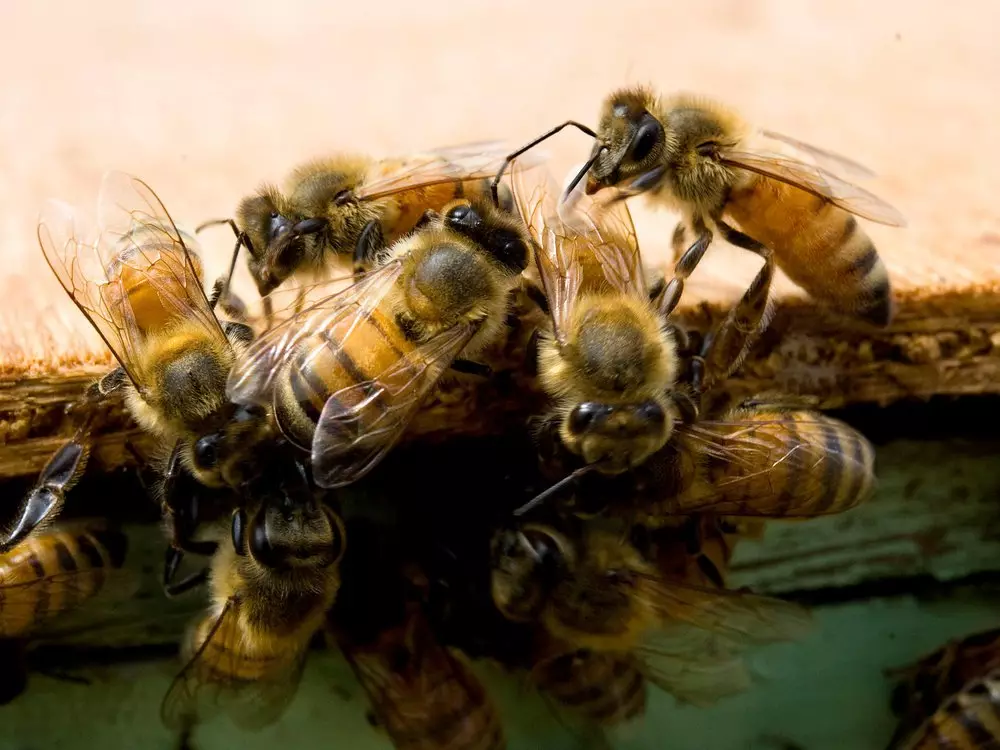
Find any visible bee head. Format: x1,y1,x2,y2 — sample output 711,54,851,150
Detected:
562,398,672,475
443,199,530,274
585,87,665,196
490,524,573,623
231,464,345,572
236,188,326,296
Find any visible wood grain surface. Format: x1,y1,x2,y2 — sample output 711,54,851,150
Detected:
1,0,997,374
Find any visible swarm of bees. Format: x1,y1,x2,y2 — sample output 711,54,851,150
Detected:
0,87,905,748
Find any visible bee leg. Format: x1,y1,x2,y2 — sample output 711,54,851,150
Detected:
1,439,90,552
354,220,385,279
491,120,598,204
693,252,775,394
714,219,771,260
222,321,254,348
523,280,550,316
655,218,713,319
209,277,249,322
163,556,211,597
647,274,665,302
262,295,274,328
451,359,493,379
671,222,688,264
524,329,541,377
89,366,127,399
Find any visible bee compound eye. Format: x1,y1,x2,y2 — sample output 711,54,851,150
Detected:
635,400,666,427
568,403,610,435
231,509,247,555
445,204,480,230
193,434,220,470
629,113,663,162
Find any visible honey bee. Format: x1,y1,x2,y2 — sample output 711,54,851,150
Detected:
202,142,528,318
893,668,1000,750
226,187,533,489
160,461,345,733
0,521,128,703
509,161,774,480
553,87,907,325
888,628,1000,749
591,395,878,525
337,603,506,750
491,519,811,706
5,172,275,586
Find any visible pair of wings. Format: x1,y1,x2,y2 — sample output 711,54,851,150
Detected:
353,139,535,202
227,261,476,488
160,598,311,732
610,127,907,228
512,160,646,350
37,172,226,389
229,140,545,489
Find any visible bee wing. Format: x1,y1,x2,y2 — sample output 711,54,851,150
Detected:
636,625,753,706
646,576,813,649
758,129,877,179
512,163,645,348
353,140,542,201
227,261,404,405
311,321,476,488
719,148,906,227
160,599,308,732
38,172,223,388
671,413,874,516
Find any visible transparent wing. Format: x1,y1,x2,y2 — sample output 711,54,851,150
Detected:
758,129,877,179
38,171,223,387
354,140,544,201
311,321,475,488
160,600,308,732
719,148,906,226
646,576,813,649
226,261,404,405
637,625,753,706
512,162,646,348
670,412,874,516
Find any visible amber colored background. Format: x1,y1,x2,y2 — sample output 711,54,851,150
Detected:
1,0,997,371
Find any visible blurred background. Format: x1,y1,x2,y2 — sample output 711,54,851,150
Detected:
1,1,999,748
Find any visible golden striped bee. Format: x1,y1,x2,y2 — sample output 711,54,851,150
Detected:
893,668,1000,750
6,173,271,578
160,464,345,734
226,185,533,489
503,88,906,325
491,519,811,707
888,628,1000,749
202,142,526,319
337,603,505,750
0,521,128,703
508,160,774,483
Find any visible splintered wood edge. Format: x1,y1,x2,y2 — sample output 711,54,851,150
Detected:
1,285,999,481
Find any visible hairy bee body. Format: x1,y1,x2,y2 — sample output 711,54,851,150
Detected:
585,88,904,325
533,648,646,727
343,612,506,750
889,628,1000,748
898,669,1000,750
236,150,507,297
0,525,127,638
264,196,529,473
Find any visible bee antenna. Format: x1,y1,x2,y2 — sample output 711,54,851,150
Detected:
490,120,599,205
513,465,595,517
560,148,605,204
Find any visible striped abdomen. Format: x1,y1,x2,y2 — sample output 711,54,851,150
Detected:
534,650,646,727
273,300,421,450
377,169,494,246
349,630,505,750
726,176,892,325
188,610,305,684
899,670,1000,750
675,408,875,517
0,525,127,638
